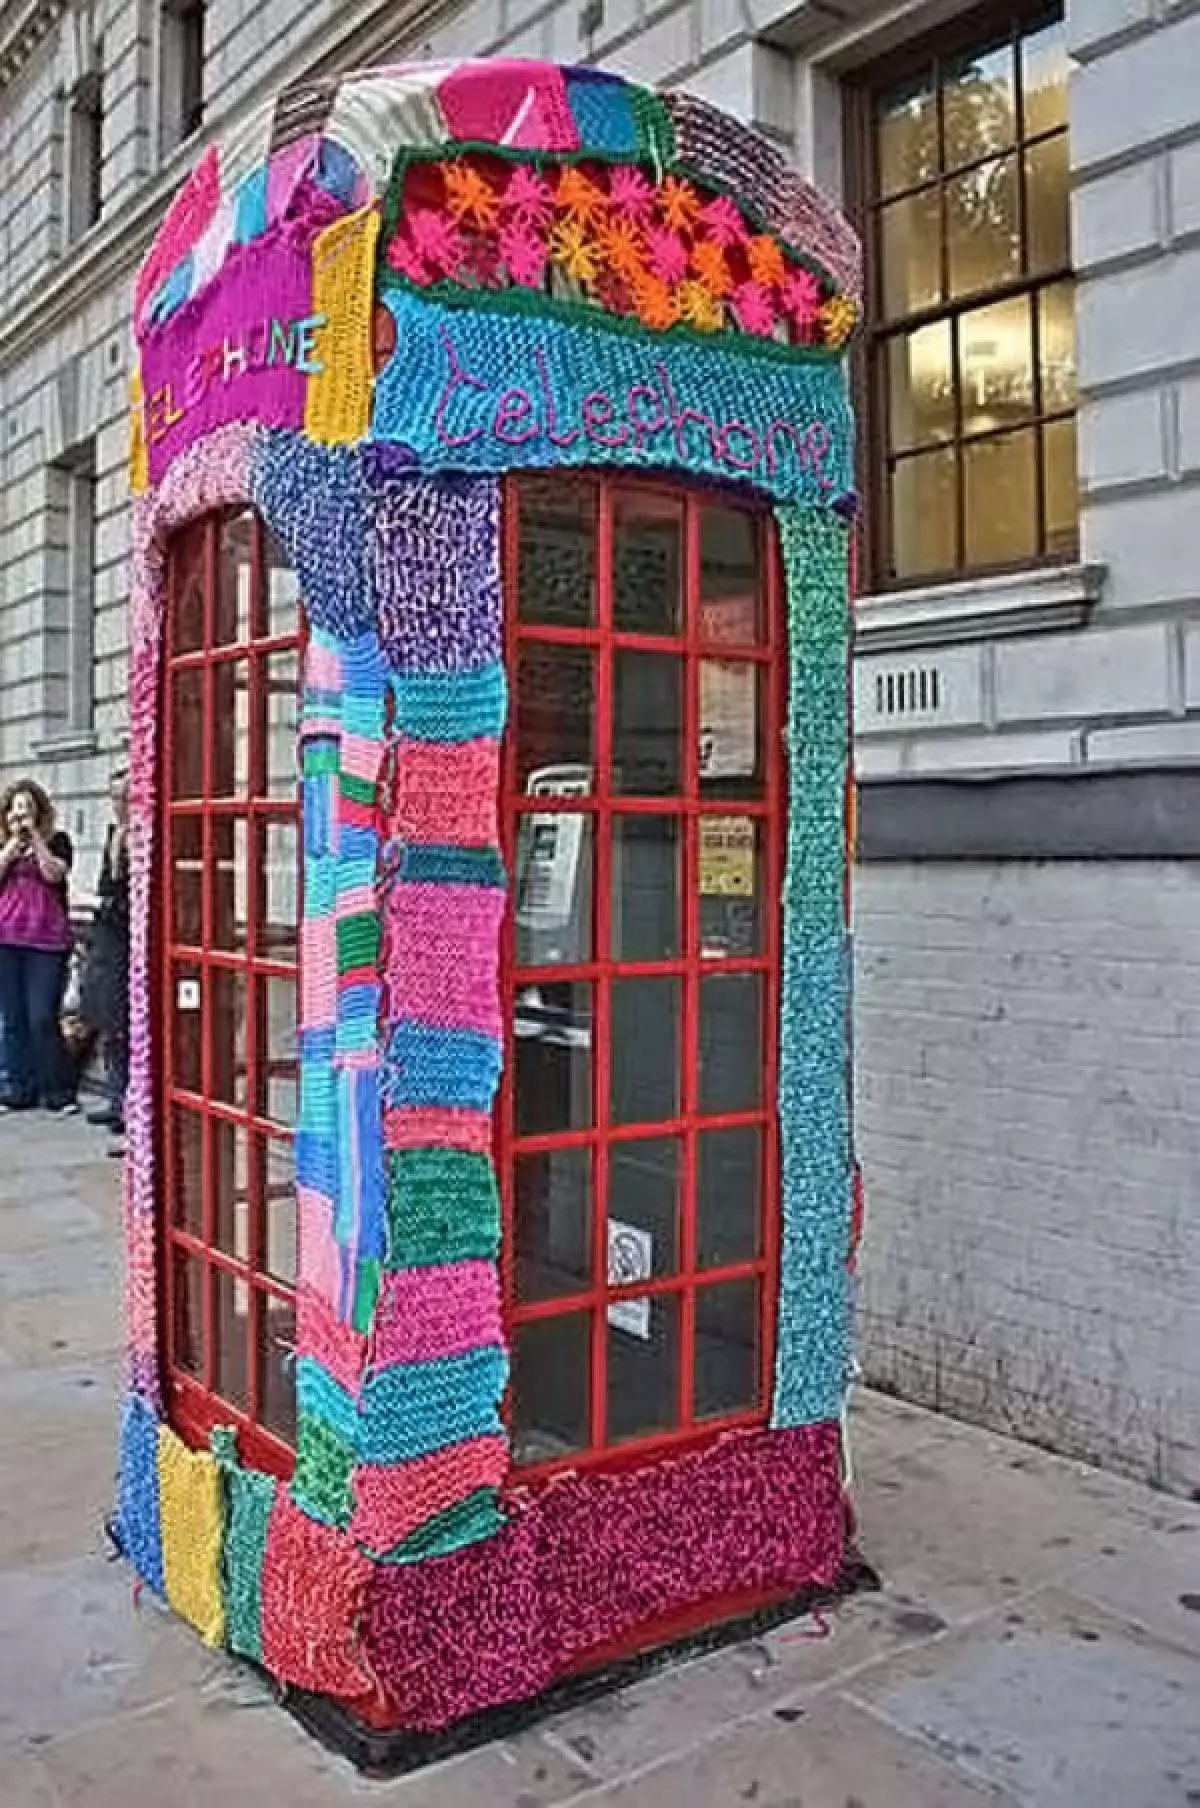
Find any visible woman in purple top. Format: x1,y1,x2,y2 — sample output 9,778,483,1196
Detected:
0,779,78,1115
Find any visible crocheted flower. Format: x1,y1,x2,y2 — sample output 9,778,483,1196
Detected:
746,234,787,290
609,166,656,223
504,165,554,227
549,217,600,284
659,174,702,232
732,280,778,337
406,207,465,277
678,279,724,333
631,271,680,331
690,237,734,299
700,194,748,247
500,220,549,289
555,166,608,227
819,294,859,348
387,234,432,285
646,226,689,285
780,266,823,332
442,163,500,229
601,216,648,281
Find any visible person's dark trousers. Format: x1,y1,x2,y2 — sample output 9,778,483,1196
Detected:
0,946,75,1109
104,1030,129,1129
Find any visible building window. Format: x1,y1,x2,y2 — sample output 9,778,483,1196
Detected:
66,60,103,241
847,5,1077,588
48,442,98,733
502,476,784,1475
159,0,205,156
160,510,300,1478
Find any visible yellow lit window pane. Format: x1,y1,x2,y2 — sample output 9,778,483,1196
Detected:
879,191,941,319
958,294,1033,438
1039,282,1077,412
876,69,937,197
890,449,957,580
942,38,1016,171
1044,418,1079,555
946,154,1020,299
964,429,1037,567
1026,135,1070,273
887,323,954,453
1022,19,1070,137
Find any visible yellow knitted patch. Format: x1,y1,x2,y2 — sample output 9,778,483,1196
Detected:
157,1424,227,1648
305,207,380,447
129,368,149,496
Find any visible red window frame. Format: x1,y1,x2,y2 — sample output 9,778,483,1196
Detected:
499,474,785,1480
158,509,300,1481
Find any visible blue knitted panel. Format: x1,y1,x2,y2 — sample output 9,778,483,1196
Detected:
115,1394,165,1597
357,1346,510,1465
382,1020,503,1111
391,664,508,743
565,71,640,153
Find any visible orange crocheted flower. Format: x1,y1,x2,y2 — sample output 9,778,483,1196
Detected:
819,294,858,348
690,238,734,299
556,166,608,227
659,175,702,232
678,279,724,333
746,234,787,290
601,216,648,282
549,216,600,285
631,271,680,331
442,163,500,230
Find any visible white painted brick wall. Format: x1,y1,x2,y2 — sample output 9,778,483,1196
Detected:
855,860,1200,1495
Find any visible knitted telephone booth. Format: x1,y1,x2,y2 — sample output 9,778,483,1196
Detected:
117,59,865,1754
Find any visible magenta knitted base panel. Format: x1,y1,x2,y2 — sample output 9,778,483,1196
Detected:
362,1421,844,1731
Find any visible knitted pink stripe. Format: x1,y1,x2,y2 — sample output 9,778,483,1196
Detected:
390,738,499,846
297,1185,342,1305
351,1436,509,1552
383,1106,493,1152
372,1260,503,1367
297,1283,366,1394
301,918,337,1025
266,136,316,221
338,731,384,782
386,883,504,1036
303,712,342,740
135,144,219,319
305,639,342,691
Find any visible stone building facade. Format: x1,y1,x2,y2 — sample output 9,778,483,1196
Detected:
0,0,1196,1492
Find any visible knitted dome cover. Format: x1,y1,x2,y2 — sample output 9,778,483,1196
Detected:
118,59,862,1730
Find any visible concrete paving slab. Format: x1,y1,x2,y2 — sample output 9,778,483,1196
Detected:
0,1193,105,1254
0,1285,123,1369
1070,1522,1200,1658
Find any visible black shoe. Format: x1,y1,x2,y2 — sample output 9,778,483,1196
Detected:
87,1107,120,1128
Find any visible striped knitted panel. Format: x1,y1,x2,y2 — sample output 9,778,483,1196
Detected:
351,1433,508,1554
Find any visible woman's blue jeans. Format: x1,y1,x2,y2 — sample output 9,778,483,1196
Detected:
0,946,75,1109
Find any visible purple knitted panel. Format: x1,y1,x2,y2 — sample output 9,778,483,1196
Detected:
367,474,502,676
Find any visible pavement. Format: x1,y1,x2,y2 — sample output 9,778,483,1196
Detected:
1,1115,1198,1808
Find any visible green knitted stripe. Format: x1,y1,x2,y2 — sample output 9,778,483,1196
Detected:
370,1487,505,1565
291,1416,356,1529
337,914,381,974
339,771,377,808
303,742,340,777
352,1257,381,1336
631,85,677,167
211,1428,276,1663
385,1148,501,1270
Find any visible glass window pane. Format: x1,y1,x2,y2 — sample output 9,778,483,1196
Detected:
1044,417,1079,557
171,668,204,799
608,1137,680,1280
261,820,298,962
1025,136,1069,274
607,1290,679,1443
211,660,250,798
213,1117,250,1259
876,69,937,197
699,507,762,643
258,976,297,1128
262,530,299,641
890,449,957,580
699,973,763,1116
172,523,206,654
259,1294,296,1443
959,294,1033,438
699,659,763,800
172,961,202,1092
264,1137,296,1285
214,1268,250,1410
517,645,594,789
611,976,679,1127
512,1314,591,1463
515,810,593,968
879,192,941,318
515,1146,592,1303
942,36,1016,170
518,479,596,627
694,1281,760,1420
612,815,680,962
698,816,764,959
170,815,203,945
964,428,1037,567
264,650,299,801
613,650,682,797
946,155,1020,300
211,818,249,953
613,491,683,636
888,322,954,454
515,981,593,1135
171,1105,204,1234
215,511,254,648
697,1127,761,1269
1039,282,1077,413
211,967,248,1109
171,1254,204,1377
1022,19,1069,138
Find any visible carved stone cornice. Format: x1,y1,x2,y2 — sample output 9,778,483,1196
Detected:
0,0,67,87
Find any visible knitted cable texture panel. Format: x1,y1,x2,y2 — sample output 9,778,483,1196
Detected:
363,1423,844,1730
157,1425,226,1647
252,434,373,639
212,1428,277,1663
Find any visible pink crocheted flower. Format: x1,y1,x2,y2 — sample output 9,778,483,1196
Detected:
647,226,689,285
732,280,778,337
781,267,823,332
701,194,749,247
504,165,554,228
609,167,656,223
407,207,466,277
500,220,549,288
387,234,432,285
